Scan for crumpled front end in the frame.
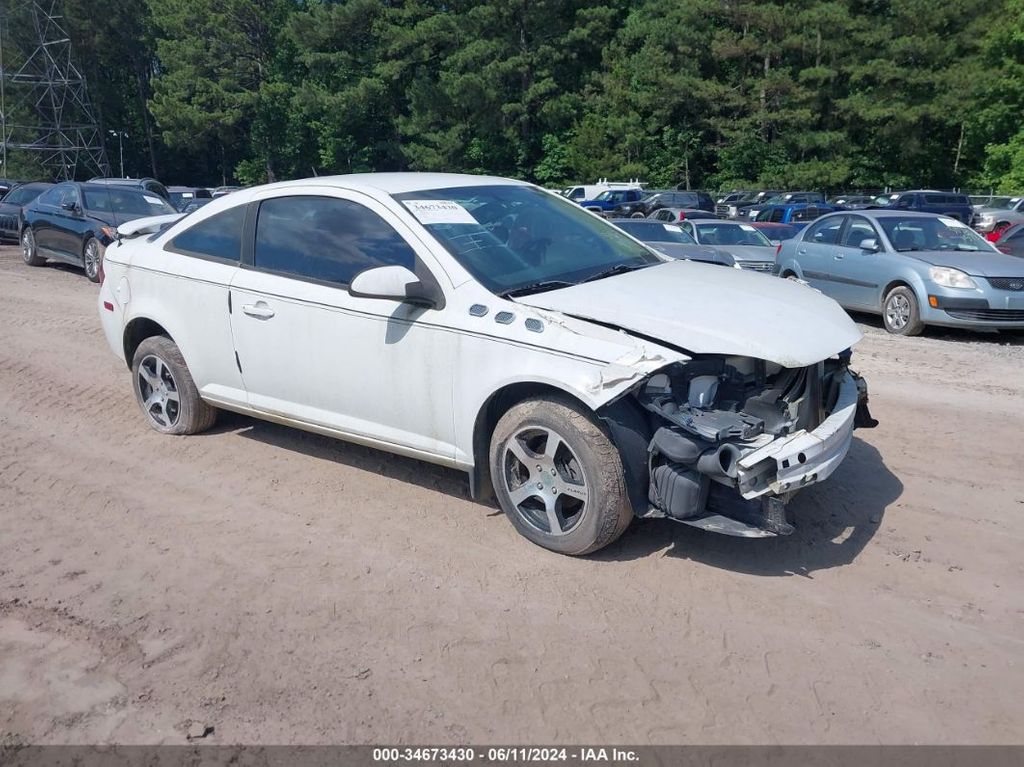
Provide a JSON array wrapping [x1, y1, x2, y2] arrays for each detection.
[[608, 352, 876, 538]]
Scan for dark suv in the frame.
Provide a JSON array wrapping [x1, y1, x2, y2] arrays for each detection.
[[881, 191, 973, 223], [615, 190, 714, 218]]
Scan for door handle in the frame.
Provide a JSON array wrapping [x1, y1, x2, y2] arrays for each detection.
[[797, 249, 807, 255], [241, 301, 275, 320], [833, 253, 845, 260]]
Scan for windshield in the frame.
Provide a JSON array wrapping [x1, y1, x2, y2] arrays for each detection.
[[989, 197, 1021, 210], [395, 185, 661, 294], [695, 223, 773, 247], [879, 216, 997, 253], [3, 185, 47, 205], [613, 220, 697, 244], [83, 188, 177, 217]]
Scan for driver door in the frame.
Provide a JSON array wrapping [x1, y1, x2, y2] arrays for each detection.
[[828, 215, 882, 309], [228, 188, 459, 460], [793, 216, 846, 296]]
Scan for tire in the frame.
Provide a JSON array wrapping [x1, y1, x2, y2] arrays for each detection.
[[131, 336, 216, 435], [21, 227, 45, 266], [630, 212, 645, 219], [882, 286, 924, 336], [489, 395, 632, 555], [82, 236, 102, 283]]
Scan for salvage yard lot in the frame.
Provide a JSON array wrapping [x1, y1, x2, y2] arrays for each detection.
[[1, 243, 1022, 745]]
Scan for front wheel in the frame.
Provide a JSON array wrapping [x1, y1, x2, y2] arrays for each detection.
[[21, 227, 45, 266], [882, 286, 924, 336], [489, 396, 632, 555], [131, 336, 217, 435], [82, 237, 103, 283]]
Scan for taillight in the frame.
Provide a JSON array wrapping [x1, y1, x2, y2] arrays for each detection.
[[678, 212, 686, 220], [775, 242, 782, 257]]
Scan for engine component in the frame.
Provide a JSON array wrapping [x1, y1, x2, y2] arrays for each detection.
[[649, 463, 708, 520], [687, 375, 719, 408]]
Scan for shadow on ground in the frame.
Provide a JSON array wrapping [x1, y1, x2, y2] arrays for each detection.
[[594, 438, 901, 576], [851, 310, 1024, 345], [221, 409, 898, 576]]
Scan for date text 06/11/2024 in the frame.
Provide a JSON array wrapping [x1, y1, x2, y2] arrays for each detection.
[[372, 747, 641, 762]]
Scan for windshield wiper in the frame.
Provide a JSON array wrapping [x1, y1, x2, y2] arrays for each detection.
[[499, 280, 575, 298], [582, 263, 651, 283]]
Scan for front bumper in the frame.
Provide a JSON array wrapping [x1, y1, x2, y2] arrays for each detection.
[[735, 370, 860, 499], [922, 291, 1024, 329]]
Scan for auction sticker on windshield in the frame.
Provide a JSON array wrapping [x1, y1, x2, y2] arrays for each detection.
[[143, 195, 164, 205], [940, 217, 970, 229], [404, 199, 477, 225], [662, 224, 682, 233]]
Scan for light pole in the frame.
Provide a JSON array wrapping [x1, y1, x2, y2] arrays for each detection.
[[108, 130, 128, 177]]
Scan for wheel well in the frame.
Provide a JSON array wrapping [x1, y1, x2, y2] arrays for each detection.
[[469, 382, 592, 503], [123, 318, 171, 369], [781, 269, 796, 278], [880, 279, 914, 308]]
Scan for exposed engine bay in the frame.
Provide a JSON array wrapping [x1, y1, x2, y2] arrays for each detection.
[[607, 352, 877, 538]]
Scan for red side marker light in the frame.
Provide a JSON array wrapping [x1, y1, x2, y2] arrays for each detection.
[[103, 301, 114, 312]]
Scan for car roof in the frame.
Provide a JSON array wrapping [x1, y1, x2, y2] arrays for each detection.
[[246, 173, 528, 196], [79, 182, 155, 195]]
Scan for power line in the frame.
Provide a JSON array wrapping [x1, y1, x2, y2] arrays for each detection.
[[0, 0, 110, 180]]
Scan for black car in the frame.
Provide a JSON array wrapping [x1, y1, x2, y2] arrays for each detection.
[[21, 181, 178, 282], [0, 181, 54, 242], [167, 185, 213, 211], [718, 190, 784, 218], [614, 190, 714, 218], [87, 176, 172, 203], [0, 178, 23, 197], [877, 190, 974, 224]]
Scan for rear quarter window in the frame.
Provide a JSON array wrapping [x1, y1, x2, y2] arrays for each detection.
[[169, 205, 246, 262]]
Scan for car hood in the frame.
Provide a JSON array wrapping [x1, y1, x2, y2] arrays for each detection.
[[707, 244, 775, 262], [516, 260, 862, 368], [906, 249, 1024, 277], [651, 242, 727, 262]]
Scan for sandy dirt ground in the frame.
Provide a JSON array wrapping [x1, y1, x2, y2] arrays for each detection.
[[0, 243, 1022, 746]]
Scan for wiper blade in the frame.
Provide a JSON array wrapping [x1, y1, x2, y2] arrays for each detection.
[[582, 263, 650, 283], [499, 280, 575, 298]]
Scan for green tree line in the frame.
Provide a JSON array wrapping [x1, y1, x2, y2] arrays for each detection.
[[5, 0, 1024, 191]]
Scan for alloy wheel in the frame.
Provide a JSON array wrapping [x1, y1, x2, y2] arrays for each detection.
[[137, 354, 181, 428], [21, 228, 34, 263], [83, 239, 101, 280], [502, 426, 589, 536], [885, 294, 911, 330]]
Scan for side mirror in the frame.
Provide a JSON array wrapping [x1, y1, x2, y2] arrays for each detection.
[[349, 265, 440, 308], [60, 200, 78, 212], [859, 238, 880, 252]]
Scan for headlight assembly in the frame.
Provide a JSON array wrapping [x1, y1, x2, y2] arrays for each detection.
[[929, 266, 977, 289]]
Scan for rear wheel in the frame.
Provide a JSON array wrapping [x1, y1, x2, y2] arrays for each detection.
[[882, 286, 924, 336], [131, 336, 216, 435], [21, 227, 44, 266], [489, 395, 632, 555], [82, 237, 102, 283]]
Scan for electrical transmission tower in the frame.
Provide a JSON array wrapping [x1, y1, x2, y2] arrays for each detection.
[[0, 0, 110, 180]]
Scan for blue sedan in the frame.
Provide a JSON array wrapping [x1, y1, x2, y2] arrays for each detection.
[[776, 210, 1024, 335]]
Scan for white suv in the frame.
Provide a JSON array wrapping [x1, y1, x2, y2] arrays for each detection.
[[98, 173, 875, 555]]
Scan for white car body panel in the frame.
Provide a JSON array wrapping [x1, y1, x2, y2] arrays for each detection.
[[516, 259, 862, 368]]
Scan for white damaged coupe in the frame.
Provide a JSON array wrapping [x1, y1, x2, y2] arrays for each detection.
[[98, 174, 877, 555]]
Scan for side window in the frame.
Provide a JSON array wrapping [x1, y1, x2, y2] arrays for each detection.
[[36, 186, 63, 206], [1006, 226, 1024, 242], [655, 209, 672, 221], [254, 195, 417, 286], [679, 221, 694, 236], [805, 216, 844, 245], [841, 217, 876, 247], [768, 208, 785, 223], [170, 205, 246, 262], [57, 185, 80, 208]]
